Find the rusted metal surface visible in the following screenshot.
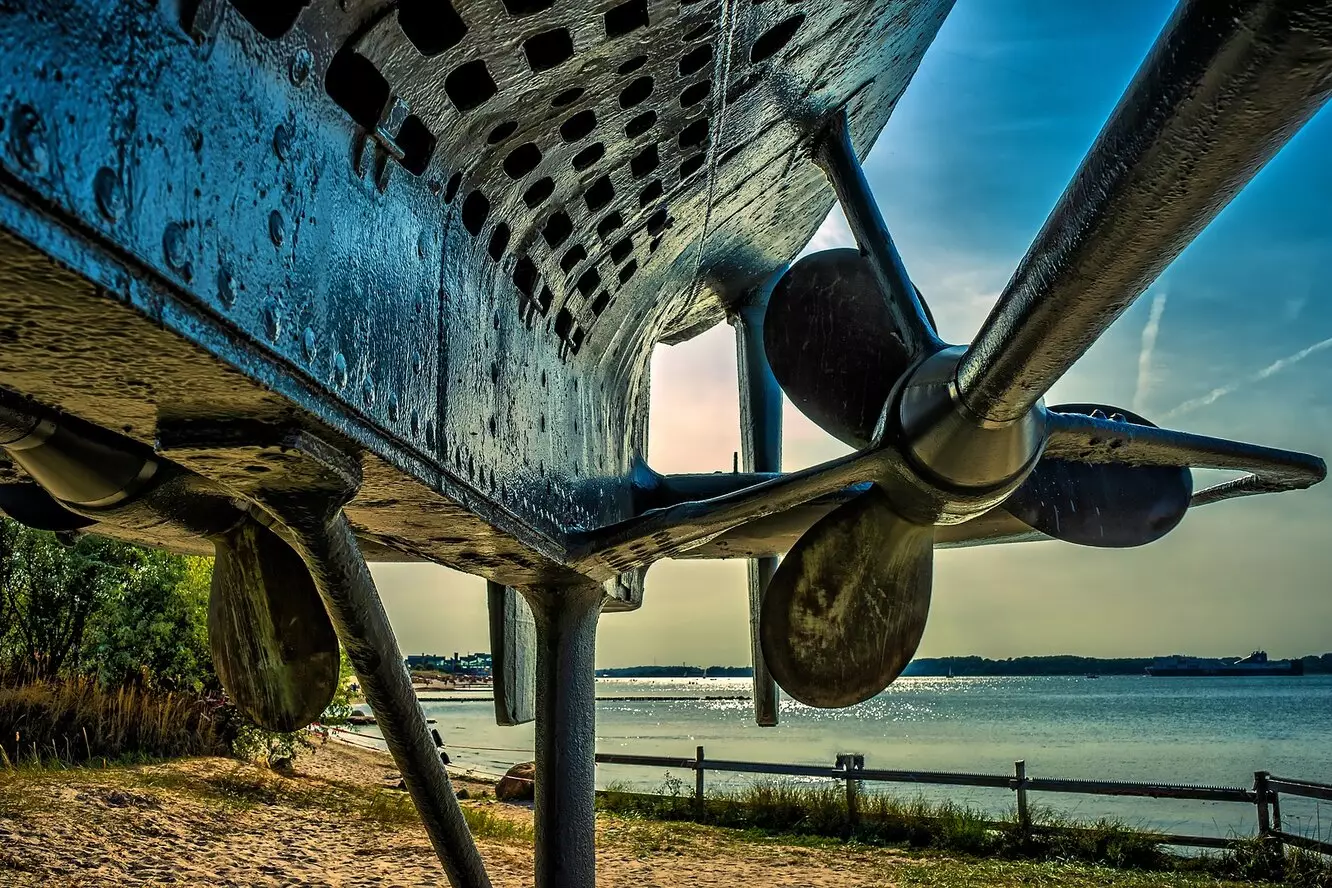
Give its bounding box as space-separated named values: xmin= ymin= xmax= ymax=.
xmin=2 ymin=0 xmax=1332 ymax=883
xmin=732 ymin=281 xmax=781 ymax=727
xmin=812 ymin=111 xmax=940 ymax=358
xmin=764 ymin=249 xmax=909 ymax=449
xmin=487 ymin=580 xmax=537 ymax=726
xmin=242 ymin=432 xmax=492 ymax=888
xmin=743 ymin=0 xmax=1332 ymax=713
xmin=1044 ymin=410 xmax=1326 ymax=493
xmin=678 ymin=489 xmax=1047 ymax=559
xmin=1005 ymin=405 xmax=1192 ymax=549
xmin=521 ymin=581 xmax=604 ymax=888
xmin=0 ymin=0 xmax=951 ymax=582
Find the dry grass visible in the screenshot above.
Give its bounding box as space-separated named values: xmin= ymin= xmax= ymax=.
xmin=0 ymin=675 xmax=225 ymax=766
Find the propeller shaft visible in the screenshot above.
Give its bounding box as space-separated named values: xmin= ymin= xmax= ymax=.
xmin=956 ymin=0 xmax=1332 ymax=423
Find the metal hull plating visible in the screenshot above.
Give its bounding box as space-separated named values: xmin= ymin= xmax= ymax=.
xmin=0 ymin=0 xmax=950 ymax=580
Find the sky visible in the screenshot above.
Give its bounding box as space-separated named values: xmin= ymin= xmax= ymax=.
xmin=373 ymin=0 xmax=1332 ymax=666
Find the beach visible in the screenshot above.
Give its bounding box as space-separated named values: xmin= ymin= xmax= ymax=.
xmin=0 ymin=737 xmax=1264 ymax=887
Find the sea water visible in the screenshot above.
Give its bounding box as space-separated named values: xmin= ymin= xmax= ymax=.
xmin=347 ymin=674 xmax=1332 ymax=841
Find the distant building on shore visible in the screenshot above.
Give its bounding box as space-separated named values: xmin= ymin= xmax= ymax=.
xmin=405 ymin=652 xmax=493 ymax=676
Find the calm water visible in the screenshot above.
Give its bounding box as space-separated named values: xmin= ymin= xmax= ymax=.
xmin=348 ymin=674 xmax=1332 ymax=840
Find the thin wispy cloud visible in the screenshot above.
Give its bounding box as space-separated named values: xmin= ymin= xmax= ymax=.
xmin=1132 ymin=290 xmax=1168 ymax=413
xmin=1162 ymin=335 xmax=1332 ymax=419
xmin=800 ymin=207 xmax=853 ymax=256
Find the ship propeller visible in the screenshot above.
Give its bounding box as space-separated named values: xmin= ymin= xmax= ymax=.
xmin=757 ymin=0 xmax=1332 ymax=709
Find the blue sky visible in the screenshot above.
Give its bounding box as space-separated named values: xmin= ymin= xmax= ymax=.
xmin=376 ymin=0 xmax=1332 ymax=665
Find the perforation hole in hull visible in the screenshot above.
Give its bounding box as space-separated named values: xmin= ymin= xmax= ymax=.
xmin=331 ymin=0 xmax=819 ymax=361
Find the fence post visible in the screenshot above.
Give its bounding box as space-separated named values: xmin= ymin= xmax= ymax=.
xmin=836 ymin=753 xmax=863 ymax=830
xmin=1254 ymin=771 xmax=1271 ymax=838
xmin=1260 ymin=771 xmax=1286 ymax=859
xmin=695 ymin=745 xmax=705 ymax=816
xmin=1015 ymin=760 xmax=1031 ymax=834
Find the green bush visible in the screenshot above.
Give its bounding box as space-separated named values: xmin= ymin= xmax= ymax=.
xmin=0 ymin=518 xmax=358 ymax=768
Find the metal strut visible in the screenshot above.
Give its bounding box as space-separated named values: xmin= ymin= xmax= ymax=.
xmin=521 ymin=582 xmax=604 ymax=888
xmin=731 ymin=274 xmax=784 ymax=728
xmin=252 ymin=443 xmax=492 ymax=888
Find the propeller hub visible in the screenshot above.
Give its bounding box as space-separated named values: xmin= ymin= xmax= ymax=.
xmin=897 ymin=346 xmax=1046 ymax=504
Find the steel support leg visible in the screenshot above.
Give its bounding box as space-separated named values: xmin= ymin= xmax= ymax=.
xmin=813 ymin=109 xmax=940 ymax=356
xmin=263 ymin=485 xmax=490 ymax=888
xmin=732 ymin=284 xmax=782 ymax=727
xmin=521 ymin=582 xmax=604 ymax=888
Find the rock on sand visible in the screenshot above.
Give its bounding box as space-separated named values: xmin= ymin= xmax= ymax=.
xmin=496 ymin=762 xmax=535 ymax=802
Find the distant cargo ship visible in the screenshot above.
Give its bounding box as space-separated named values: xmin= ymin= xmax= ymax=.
xmin=1146 ymin=651 xmax=1303 ymax=677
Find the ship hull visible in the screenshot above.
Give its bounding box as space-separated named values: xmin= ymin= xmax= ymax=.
xmin=1146 ymin=663 xmax=1303 ymax=677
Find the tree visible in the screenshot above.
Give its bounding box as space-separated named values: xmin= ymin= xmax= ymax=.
xmin=85 ymin=553 xmax=216 ymax=692
xmin=0 ymin=519 xmax=214 ymax=690
xmin=0 ymin=524 xmax=132 ymax=679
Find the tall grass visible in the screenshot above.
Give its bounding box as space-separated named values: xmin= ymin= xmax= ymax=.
xmin=0 ymin=674 xmax=227 ymax=766
xmin=597 ymin=776 xmax=1332 ymax=884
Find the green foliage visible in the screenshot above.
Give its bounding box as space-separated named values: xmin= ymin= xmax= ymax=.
xmin=0 ymin=520 xmax=214 ymax=692
xmin=85 ymin=553 xmax=215 ymax=693
xmin=0 ymin=517 xmax=353 ymax=768
xmin=1217 ymin=837 xmax=1332 ymax=887
xmin=0 ymin=523 xmax=137 ymax=679
xmin=461 ymin=804 xmax=535 ymax=842
xmin=227 ymin=721 xmax=315 ymax=765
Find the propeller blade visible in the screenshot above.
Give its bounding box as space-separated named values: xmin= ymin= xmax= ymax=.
xmin=760 ymin=485 xmax=932 ymax=708
xmin=1003 ymin=404 xmax=1191 ymax=548
xmin=955 ymin=0 xmax=1332 ymax=424
xmin=0 ymin=482 xmax=96 ymax=531
xmin=764 ymin=249 xmax=912 ymax=448
xmin=209 ymin=517 xmax=341 ymax=733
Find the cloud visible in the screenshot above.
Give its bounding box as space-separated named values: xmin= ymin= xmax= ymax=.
xmin=1162 ymin=334 xmax=1332 ymax=419
xmin=799 ymin=207 xmax=853 ymax=256
xmin=1132 ymin=290 xmax=1168 ymax=413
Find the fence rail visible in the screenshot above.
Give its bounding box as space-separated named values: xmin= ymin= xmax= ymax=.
xmin=593 ymin=748 xmax=1331 ymax=855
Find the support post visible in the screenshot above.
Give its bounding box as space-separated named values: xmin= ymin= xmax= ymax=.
xmin=281 ymin=508 xmax=490 ymax=888
xmin=522 ymin=582 xmax=604 ymax=888
xmin=695 ymin=745 xmax=706 ymax=816
xmin=1015 ymin=760 xmax=1031 ymax=833
xmin=836 ymin=753 xmax=863 ymax=831
xmin=812 ymin=109 xmax=940 ymax=357
xmin=1255 ymin=771 xmax=1272 ymax=838
xmin=732 ymin=283 xmax=783 ymax=727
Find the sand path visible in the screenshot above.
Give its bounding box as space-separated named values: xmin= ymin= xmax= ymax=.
xmin=0 ymin=740 xmax=894 ymax=887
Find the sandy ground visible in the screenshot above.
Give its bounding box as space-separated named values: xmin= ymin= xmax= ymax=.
xmin=0 ymin=739 xmax=902 ymax=887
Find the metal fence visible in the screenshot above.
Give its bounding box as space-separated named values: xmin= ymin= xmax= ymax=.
xmin=594 ymin=748 xmax=1332 ymax=855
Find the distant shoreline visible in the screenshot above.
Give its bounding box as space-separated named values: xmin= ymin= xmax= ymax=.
xmin=595 ymin=653 xmax=1332 ymax=679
